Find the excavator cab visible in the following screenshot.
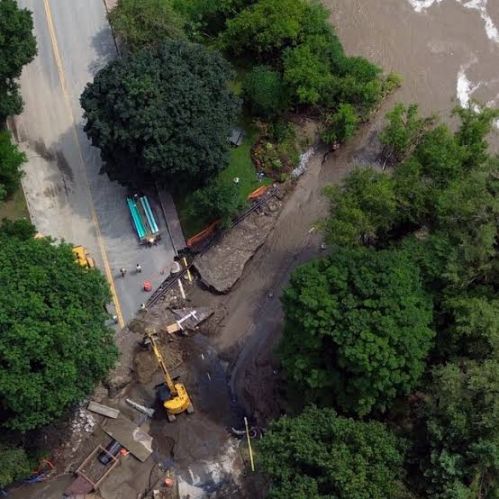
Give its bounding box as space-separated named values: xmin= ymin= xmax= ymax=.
xmin=157 ymin=382 xmax=193 ymax=422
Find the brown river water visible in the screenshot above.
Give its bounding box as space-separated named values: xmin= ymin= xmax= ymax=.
xmin=327 ymin=0 xmax=499 ymax=149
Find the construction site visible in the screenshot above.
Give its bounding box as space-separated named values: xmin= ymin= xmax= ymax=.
xmin=4 ymin=127 xmax=343 ymax=499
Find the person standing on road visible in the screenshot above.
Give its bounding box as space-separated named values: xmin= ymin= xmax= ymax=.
xmin=136 ymin=264 xmax=142 ymax=273
xmin=120 ymin=267 xmax=127 ymax=278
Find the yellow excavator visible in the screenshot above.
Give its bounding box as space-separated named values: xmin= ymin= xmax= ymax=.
xmin=145 ymin=331 xmax=194 ymax=422
xmin=72 ymin=245 xmax=95 ymax=269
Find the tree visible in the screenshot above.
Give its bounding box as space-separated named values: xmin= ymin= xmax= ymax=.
xmin=108 ymin=0 xmax=185 ymax=52
xmin=280 ymin=247 xmax=434 ymax=415
xmin=259 ymin=406 xmax=407 ymax=499
xmin=420 ymin=360 xmax=499 ymax=497
xmin=282 ymin=34 xmax=337 ymax=105
xmin=332 ymin=56 xmax=383 ymax=112
xmin=321 ymin=103 xmax=359 ymax=144
xmin=439 ymin=295 xmax=499 ymax=360
xmin=0 ymin=130 xmax=25 ymax=201
xmin=379 ymin=103 xmax=434 ymax=164
xmin=172 ymin=0 xmax=250 ymax=39
xmin=0 ymin=445 xmax=31 ymax=487
xmin=242 ymin=66 xmax=287 ymax=117
xmin=0 ymin=224 xmax=117 ymax=431
xmin=81 ymin=40 xmax=240 ymax=188
xmin=188 ymin=179 xmax=244 ymax=227
xmin=0 ymin=0 xmax=37 ymax=121
xmin=453 ymin=104 xmax=499 ymax=170
xmin=324 ymin=166 xmax=397 ymax=247
xmin=222 ymin=0 xmax=328 ymax=60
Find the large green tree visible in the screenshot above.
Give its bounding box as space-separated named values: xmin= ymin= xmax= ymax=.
xmin=259 ymin=406 xmax=407 ymax=499
xmin=280 ymin=247 xmax=434 ymax=415
xmin=0 ymin=222 xmax=117 ymax=431
xmin=324 ymin=166 xmax=397 ymax=247
xmin=0 ymin=130 xmax=25 ymax=201
xmin=0 ymin=0 xmax=37 ymax=121
xmin=221 ymin=0 xmax=329 ymax=60
xmin=108 ymin=0 xmax=185 ymax=51
xmin=379 ymin=103 xmax=434 ymax=164
xmin=419 ymin=360 xmax=499 ymax=498
xmin=81 ymin=40 xmax=240 ymax=188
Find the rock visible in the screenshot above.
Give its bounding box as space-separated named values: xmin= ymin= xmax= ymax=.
xmin=105 ymin=371 xmax=133 ymax=398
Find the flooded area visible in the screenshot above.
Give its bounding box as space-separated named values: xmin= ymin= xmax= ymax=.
xmin=328 ymin=0 xmax=499 ymax=149
xmin=8 ymin=3 xmax=499 ymax=499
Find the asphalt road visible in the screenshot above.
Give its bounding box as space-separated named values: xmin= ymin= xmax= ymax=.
xmin=13 ymin=0 xmax=177 ymax=326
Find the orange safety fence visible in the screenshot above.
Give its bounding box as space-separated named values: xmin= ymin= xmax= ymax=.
xmin=186 ymin=220 xmax=220 ymax=248
xmin=247 ymin=185 xmax=270 ymax=201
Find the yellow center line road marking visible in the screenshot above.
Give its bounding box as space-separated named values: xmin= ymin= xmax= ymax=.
xmin=42 ymin=0 xmax=125 ymax=328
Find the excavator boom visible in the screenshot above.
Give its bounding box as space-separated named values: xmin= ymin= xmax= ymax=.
xmin=149 ymin=336 xmax=176 ymax=394
xmin=145 ymin=331 xmax=194 ymax=420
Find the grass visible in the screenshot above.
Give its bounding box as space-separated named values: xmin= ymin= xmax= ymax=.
xmin=177 ymin=123 xmax=271 ymax=238
xmin=0 ymin=188 xmax=29 ymax=222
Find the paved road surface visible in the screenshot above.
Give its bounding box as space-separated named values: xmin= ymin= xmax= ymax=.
xmin=12 ymin=0 xmax=177 ymax=325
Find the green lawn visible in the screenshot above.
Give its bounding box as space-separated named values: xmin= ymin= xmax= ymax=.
xmin=0 ymin=188 xmax=29 ymax=222
xmin=177 ymin=125 xmax=270 ymax=238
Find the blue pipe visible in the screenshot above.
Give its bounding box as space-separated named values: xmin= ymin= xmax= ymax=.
xmin=140 ymin=196 xmax=159 ymax=234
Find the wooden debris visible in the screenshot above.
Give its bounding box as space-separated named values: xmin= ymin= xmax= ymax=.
xmin=166 ymin=322 xmax=181 ymax=334
xmin=87 ymin=401 xmax=120 ymax=419
xmin=171 ymin=307 xmax=213 ymax=331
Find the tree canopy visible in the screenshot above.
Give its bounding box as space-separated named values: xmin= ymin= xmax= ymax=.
xmin=0 ymin=0 xmax=37 ymax=121
xmin=0 ymin=130 xmax=25 ymax=201
xmin=108 ymin=0 xmax=185 ymax=51
xmin=259 ymin=406 xmax=406 ymax=499
xmin=280 ymin=247 xmax=434 ymax=415
xmin=81 ymin=40 xmax=240 ymax=188
xmin=0 ymin=222 xmax=117 ymax=431
xmin=222 ymin=0 xmax=326 ymax=59
xmin=242 ymin=66 xmax=287 ymax=118
xmin=420 ymin=360 xmax=499 ymax=497
xmin=324 ymin=166 xmax=397 ymax=247
xmin=187 ymin=179 xmax=243 ymax=227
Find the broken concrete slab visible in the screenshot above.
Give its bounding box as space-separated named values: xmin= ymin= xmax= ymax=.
xmin=88 ymin=402 xmax=120 ymax=419
xmin=101 ymin=416 xmax=153 ymax=463
xmin=194 ymin=209 xmax=279 ymax=293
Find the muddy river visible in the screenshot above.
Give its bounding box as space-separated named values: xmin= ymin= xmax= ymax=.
xmin=328 ymin=0 xmax=499 ymax=147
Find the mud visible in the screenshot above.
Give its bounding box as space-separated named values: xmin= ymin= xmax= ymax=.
xmin=10 ymin=2 xmax=499 ymax=498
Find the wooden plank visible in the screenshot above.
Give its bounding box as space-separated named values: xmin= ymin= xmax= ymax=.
xmin=87 ymin=401 xmax=120 ymax=419
xmin=101 ymin=416 xmax=153 ymax=463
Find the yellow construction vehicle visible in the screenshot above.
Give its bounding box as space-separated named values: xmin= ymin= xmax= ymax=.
xmin=72 ymin=245 xmax=95 ymax=269
xmin=146 ymin=331 xmax=194 ymax=422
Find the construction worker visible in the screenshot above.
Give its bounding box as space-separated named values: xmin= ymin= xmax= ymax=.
xmin=120 ymin=267 xmax=127 ymax=278
xmin=136 ymin=263 xmax=142 ymax=273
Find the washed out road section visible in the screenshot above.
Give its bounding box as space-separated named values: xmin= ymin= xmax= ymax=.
xmin=14 ymin=0 xmax=176 ymax=325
